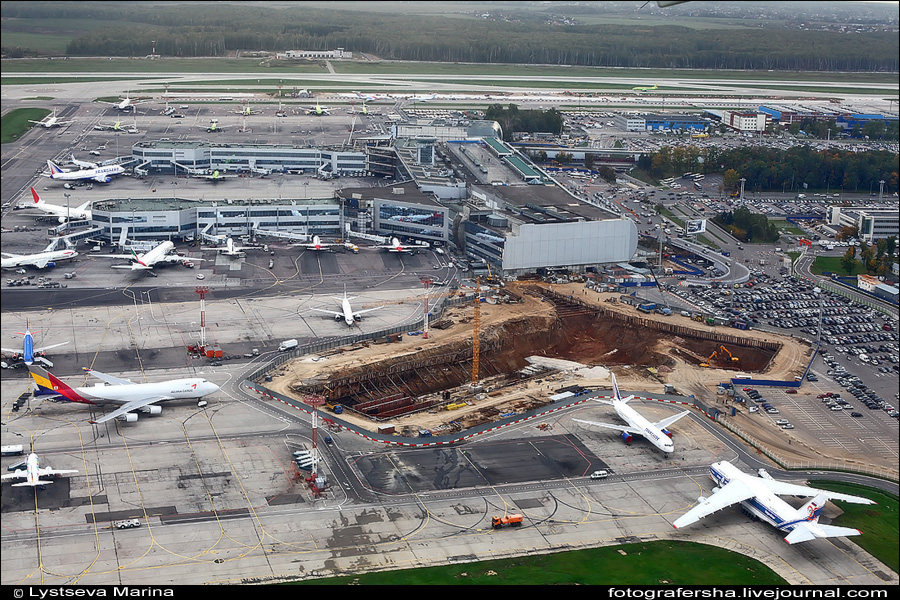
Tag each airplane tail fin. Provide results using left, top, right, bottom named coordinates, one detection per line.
left=46, top=161, right=64, bottom=176
left=783, top=495, right=862, bottom=543
left=610, top=373, right=626, bottom=402
left=31, top=187, right=43, bottom=204
left=26, top=364, right=84, bottom=402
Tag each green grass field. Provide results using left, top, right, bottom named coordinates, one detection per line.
left=811, top=256, right=854, bottom=276
left=291, top=540, right=787, bottom=586
left=1, top=107, right=49, bottom=144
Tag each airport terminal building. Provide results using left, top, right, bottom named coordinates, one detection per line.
left=132, top=140, right=367, bottom=178
left=114, top=132, right=637, bottom=275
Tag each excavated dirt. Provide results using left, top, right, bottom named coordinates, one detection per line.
left=265, top=282, right=803, bottom=438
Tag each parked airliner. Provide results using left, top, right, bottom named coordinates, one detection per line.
left=95, top=240, right=202, bottom=275
left=376, top=237, right=428, bottom=254
left=27, top=364, right=219, bottom=425
left=45, top=160, right=125, bottom=184
left=573, top=373, right=690, bottom=455
left=1, top=452, right=78, bottom=487
left=672, top=461, right=876, bottom=544
left=1, top=245, right=78, bottom=270
left=27, top=187, right=93, bottom=222
left=0, top=319, right=68, bottom=366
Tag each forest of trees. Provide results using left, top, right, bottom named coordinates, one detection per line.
left=637, top=146, right=899, bottom=195
left=713, top=206, right=781, bottom=243
left=2, top=2, right=898, bottom=72
left=484, top=104, right=564, bottom=141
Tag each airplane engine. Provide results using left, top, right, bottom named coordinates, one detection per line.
left=333, top=315, right=342, bottom=322
left=116, top=413, right=139, bottom=423
left=697, top=495, right=707, bottom=503
left=662, top=428, right=673, bottom=439
left=139, top=405, right=162, bottom=415
left=621, top=432, right=633, bottom=444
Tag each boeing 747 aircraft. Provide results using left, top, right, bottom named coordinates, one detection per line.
left=27, top=364, right=219, bottom=424
left=672, top=461, right=876, bottom=544
left=573, top=373, right=690, bottom=455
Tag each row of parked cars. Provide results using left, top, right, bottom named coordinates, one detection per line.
left=822, top=352, right=898, bottom=417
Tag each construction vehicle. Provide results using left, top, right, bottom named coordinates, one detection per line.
left=491, top=514, right=524, bottom=528
left=700, top=345, right=740, bottom=367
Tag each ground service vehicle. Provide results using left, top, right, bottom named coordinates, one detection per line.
left=491, top=514, right=523, bottom=528
left=278, top=339, right=298, bottom=352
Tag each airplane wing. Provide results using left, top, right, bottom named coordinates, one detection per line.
left=309, top=308, right=343, bottom=319
left=784, top=522, right=862, bottom=545
left=83, top=368, right=135, bottom=386
left=672, top=479, right=756, bottom=529
left=653, top=410, right=691, bottom=430
left=572, top=418, right=641, bottom=436
left=34, top=341, right=69, bottom=354
left=37, top=467, right=79, bottom=478
left=756, top=479, right=876, bottom=505
left=90, top=396, right=173, bottom=425
left=0, top=470, right=26, bottom=481
left=354, top=307, right=383, bottom=317
left=1, top=346, right=21, bottom=355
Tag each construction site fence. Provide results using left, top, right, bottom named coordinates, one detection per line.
left=241, top=378, right=899, bottom=483
left=243, top=292, right=473, bottom=384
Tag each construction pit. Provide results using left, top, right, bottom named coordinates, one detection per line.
left=264, top=282, right=806, bottom=441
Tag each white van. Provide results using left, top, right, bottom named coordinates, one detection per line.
left=590, top=470, right=609, bottom=479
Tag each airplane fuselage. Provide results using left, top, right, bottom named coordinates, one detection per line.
left=67, top=378, right=219, bottom=406
left=614, top=400, right=675, bottom=453
left=1, top=249, right=78, bottom=270
left=340, top=298, right=356, bottom=327
left=708, top=462, right=815, bottom=536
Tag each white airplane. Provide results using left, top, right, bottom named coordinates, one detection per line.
left=0, top=319, right=68, bottom=367
left=28, top=187, right=93, bottom=222
left=306, top=102, right=330, bottom=116
left=310, top=285, right=382, bottom=327
left=375, top=237, right=425, bottom=254
left=573, top=373, right=691, bottom=455
left=69, top=152, right=98, bottom=169
left=191, top=169, right=239, bottom=182
left=95, top=240, right=201, bottom=275
left=99, top=91, right=149, bottom=112
left=672, top=461, right=876, bottom=544
left=1, top=453, right=78, bottom=487
left=1, top=246, right=78, bottom=270
left=27, top=364, right=219, bottom=425
left=93, top=120, right=127, bottom=132
left=218, top=237, right=250, bottom=257
left=301, top=235, right=341, bottom=252
left=235, top=102, right=259, bottom=116
left=29, top=109, right=75, bottom=129
left=45, top=160, right=125, bottom=185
